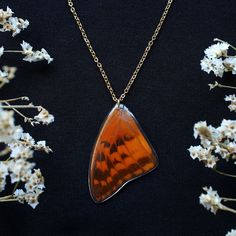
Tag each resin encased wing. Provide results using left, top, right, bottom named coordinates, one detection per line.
left=89, top=104, right=158, bottom=203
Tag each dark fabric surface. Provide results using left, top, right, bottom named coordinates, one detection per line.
left=0, top=0, right=235, bottom=235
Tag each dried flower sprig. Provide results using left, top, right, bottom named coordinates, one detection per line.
left=0, top=96, right=54, bottom=126
left=189, top=120, right=236, bottom=176
left=1, top=41, right=53, bottom=64
left=0, top=6, right=29, bottom=37
left=201, top=38, right=236, bottom=78
left=199, top=187, right=236, bottom=215
left=0, top=107, right=52, bottom=208
left=190, top=39, right=236, bottom=234
left=0, top=6, right=54, bottom=208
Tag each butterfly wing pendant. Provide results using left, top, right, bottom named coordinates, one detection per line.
left=89, top=104, right=158, bottom=203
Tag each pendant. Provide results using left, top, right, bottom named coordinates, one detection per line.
left=89, top=103, right=158, bottom=203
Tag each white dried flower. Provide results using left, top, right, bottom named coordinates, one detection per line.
left=225, top=94, right=236, bottom=112
left=0, top=108, right=23, bottom=143
left=0, top=7, right=13, bottom=23
left=34, top=108, right=54, bottom=125
left=0, top=6, right=29, bottom=37
left=8, top=159, right=35, bottom=183
left=0, top=162, right=9, bottom=191
left=188, top=146, right=218, bottom=168
left=14, top=188, right=43, bottom=209
left=218, top=119, right=236, bottom=140
left=25, top=169, right=45, bottom=192
left=226, top=229, right=236, bottom=236
left=0, top=46, right=4, bottom=57
left=8, top=143, right=33, bottom=159
left=204, top=42, right=229, bottom=58
left=208, top=81, right=219, bottom=90
left=199, top=186, right=223, bottom=214
left=224, top=57, right=236, bottom=74
left=21, top=41, right=53, bottom=64
left=200, top=39, right=236, bottom=77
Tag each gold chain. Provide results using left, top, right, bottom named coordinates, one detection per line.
left=67, top=0, right=174, bottom=103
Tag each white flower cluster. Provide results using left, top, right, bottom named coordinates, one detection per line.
left=0, top=106, right=52, bottom=208
left=188, top=120, right=236, bottom=168
left=226, top=229, right=236, bottom=236
left=199, top=186, right=223, bottom=214
left=0, top=6, right=54, bottom=209
left=13, top=169, right=45, bottom=209
left=0, top=7, right=29, bottom=37
left=20, top=41, right=53, bottom=64
left=201, top=39, right=236, bottom=78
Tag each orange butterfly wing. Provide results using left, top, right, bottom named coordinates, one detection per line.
left=89, top=104, right=158, bottom=203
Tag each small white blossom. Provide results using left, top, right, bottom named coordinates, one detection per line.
left=225, top=94, right=236, bottom=112
left=188, top=146, right=218, bottom=168
left=224, top=57, right=236, bottom=74
left=34, top=108, right=54, bottom=125
left=25, top=169, right=45, bottom=192
left=0, top=108, right=23, bottom=143
left=21, top=132, right=35, bottom=146
left=8, top=159, right=35, bottom=183
left=204, top=42, right=229, bottom=58
left=199, top=186, right=223, bottom=214
left=226, top=229, right=236, bottom=236
left=201, top=57, right=225, bottom=77
left=208, top=81, right=219, bottom=90
left=13, top=188, right=43, bottom=209
left=0, top=162, right=9, bottom=191
left=218, top=119, right=236, bottom=140
left=8, top=143, right=33, bottom=159
left=0, top=7, right=13, bottom=23
left=0, top=6, right=29, bottom=37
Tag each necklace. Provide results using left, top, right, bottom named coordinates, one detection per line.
left=67, top=0, right=174, bottom=203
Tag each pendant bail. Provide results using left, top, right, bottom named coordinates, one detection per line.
left=116, top=99, right=121, bottom=107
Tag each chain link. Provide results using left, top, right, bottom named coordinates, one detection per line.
left=67, top=0, right=174, bottom=103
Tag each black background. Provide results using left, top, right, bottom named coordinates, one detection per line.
left=0, top=0, right=236, bottom=235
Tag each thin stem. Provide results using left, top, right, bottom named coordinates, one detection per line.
left=12, top=182, right=20, bottom=193
left=213, top=167, right=236, bottom=178
left=0, top=147, right=10, bottom=157
left=4, top=50, right=23, bottom=53
left=222, top=197, right=236, bottom=202
left=0, top=195, right=13, bottom=200
left=214, top=38, right=236, bottom=51
left=218, top=83, right=236, bottom=90
left=0, top=198, right=18, bottom=202
left=0, top=96, right=29, bottom=103
left=0, top=105, right=38, bottom=109
left=221, top=205, right=236, bottom=214
left=4, top=101, right=29, bottom=120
